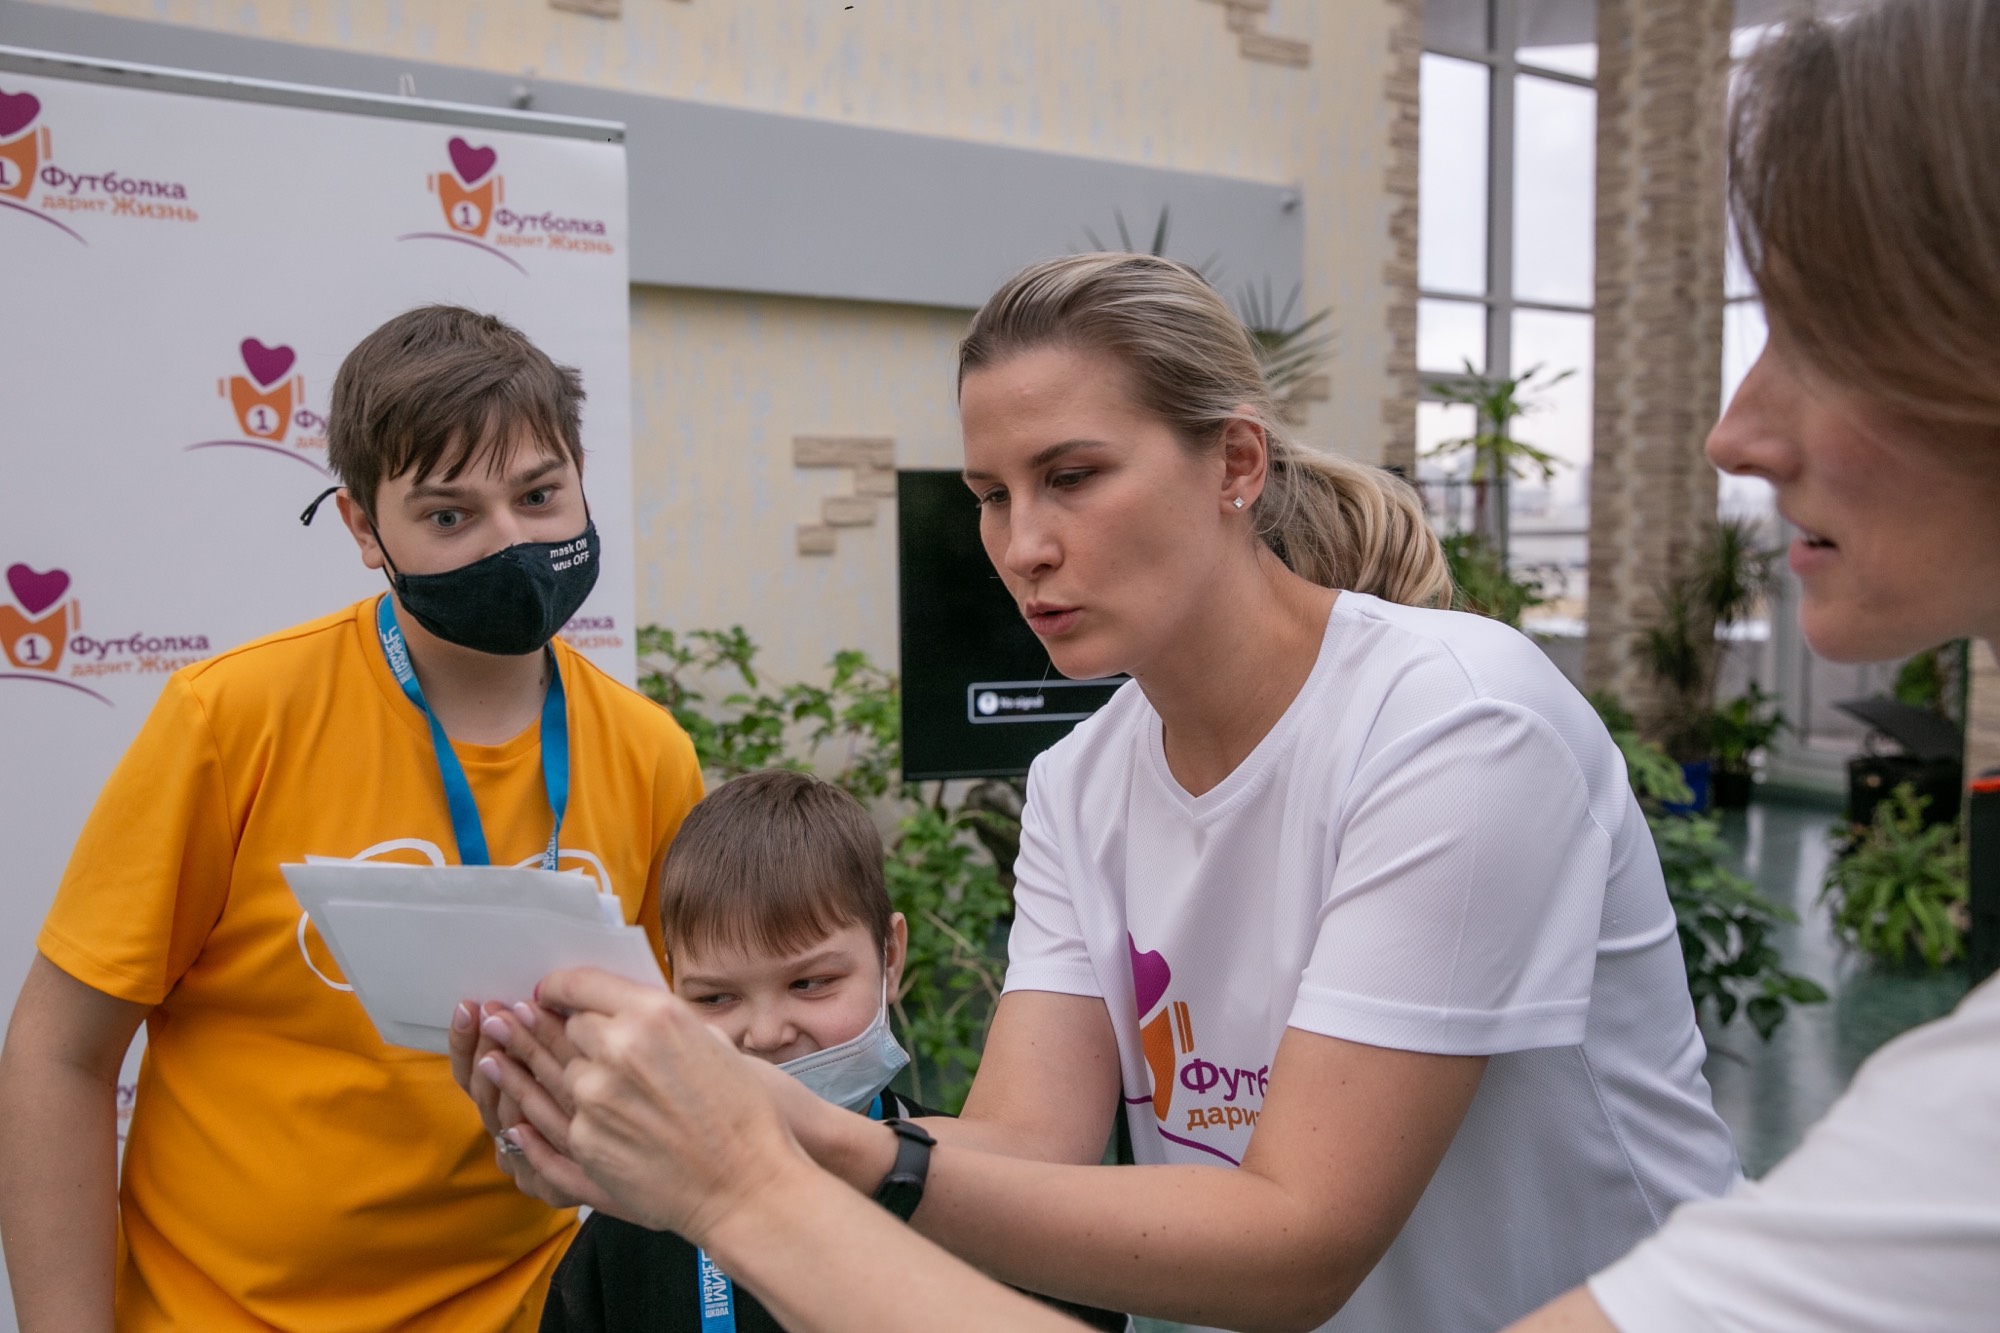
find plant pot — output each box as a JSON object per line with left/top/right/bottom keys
{"left": 1712, "top": 768, "right": 1754, "bottom": 810}
{"left": 1666, "top": 760, "right": 1713, "bottom": 816}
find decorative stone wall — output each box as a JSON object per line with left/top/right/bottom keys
{"left": 1971, "top": 641, "right": 2000, "bottom": 784}
{"left": 1198, "top": 0, "right": 1311, "bottom": 68}
{"left": 793, "top": 435, "right": 898, "bottom": 557}
{"left": 1379, "top": 0, "right": 1422, "bottom": 473}
{"left": 1583, "top": 0, "right": 1734, "bottom": 720}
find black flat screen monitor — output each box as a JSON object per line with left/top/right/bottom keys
{"left": 898, "top": 469, "right": 1123, "bottom": 780}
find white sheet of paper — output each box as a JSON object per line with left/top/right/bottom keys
{"left": 282, "top": 861, "right": 665, "bottom": 1053}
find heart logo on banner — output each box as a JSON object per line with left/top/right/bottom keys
{"left": 240, "top": 338, "right": 297, "bottom": 388}
{"left": 6, "top": 564, "right": 70, "bottom": 616}
{"left": 0, "top": 89, "right": 41, "bottom": 140}
{"left": 448, "top": 137, "right": 497, "bottom": 185}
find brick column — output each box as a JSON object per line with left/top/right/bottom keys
{"left": 1583, "top": 0, "right": 1733, "bottom": 719}
{"left": 1380, "top": 0, "right": 1423, "bottom": 473}
{"left": 1970, "top": 640, "right": 2000, "bottom": 784}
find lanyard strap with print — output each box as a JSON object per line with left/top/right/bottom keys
{"left": 693, "top": 1093, "right": 885, "bottom": 1332}
{"left": 375, "top": 594, "right": 569, "bottom": 869}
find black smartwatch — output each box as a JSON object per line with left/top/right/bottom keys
{"left": 871, "top": 1117, "right": 936, "bottom": 1221}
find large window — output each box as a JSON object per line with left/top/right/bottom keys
{"left": 1419, "top": 0, "right": 1597, "bottom": 631}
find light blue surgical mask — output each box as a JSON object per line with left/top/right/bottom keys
{"left": 777, "top": 979, "right": 909, "bottom": 1113}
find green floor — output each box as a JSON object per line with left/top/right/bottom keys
{"left": 1131, "top": 793, "right": 1971, "bottom": 1331}
{"left": 1700, "top": 792, "right": 1971, "bottom": 1176}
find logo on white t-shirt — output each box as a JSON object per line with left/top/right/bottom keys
{"left": 1128, "top": 933, "right": 1267, "bottom": 1166}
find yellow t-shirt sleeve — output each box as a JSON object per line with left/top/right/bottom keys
{"left": 38, "top": 672, "right": 237, "bottom": 1007}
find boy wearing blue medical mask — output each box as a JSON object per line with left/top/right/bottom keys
{"left": 539, "top": 770, "right": 1124, "bottom": 1333}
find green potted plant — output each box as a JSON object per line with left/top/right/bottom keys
{"left": 1822, "top": 783, "right": 1970, "bottom": 970}
{"left": 1422, "top": 361, "right": 1572, "bottom": 559}
{"left": 1636, "top": 517, "right": 1782, "bottom": 809}
{"left": 1589, "top": 692, "right": 1827, "bottom": 1038}
{"left": 1439, "top": 531, "right": 1549, "bottom": 629}
{"left": 1710, "top": 683, "right": 1786, "bottom": 810}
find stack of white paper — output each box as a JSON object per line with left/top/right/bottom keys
{"left": 282, "top": 860, "right": 666, "bottom": 1054}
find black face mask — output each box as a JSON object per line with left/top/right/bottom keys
{"left": 375, "top": 520, "right": 601, "bottom": 657}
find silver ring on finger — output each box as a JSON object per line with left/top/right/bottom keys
{"left": 496, "top": 1133, "right": 525, "bottom": 1158}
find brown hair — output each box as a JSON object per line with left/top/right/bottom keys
{"left": 658, "top": 769, "right": 891, "bottom": 963}
{"left": 327, "top": 305, "right": 586, "bottom": 516}
{"left": 958, "top": 253, "right": 1450, "bottom": 606}
{"left": 1730, "top": 0, "right": 2000, "bottom": 431}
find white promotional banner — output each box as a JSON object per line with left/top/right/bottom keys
{"left": 0, "top": 53, "right": 632, "bottom": 1322}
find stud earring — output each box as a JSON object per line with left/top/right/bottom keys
{"left": 1232, "top": 497, "right": 1245, "bottom": 510}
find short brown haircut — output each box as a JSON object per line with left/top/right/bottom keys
{"left": 1730, "top": 0, "right": 2000, "bottom": 432}
{"left": 327, "top": 305, "right": 586, "bottom": 516}
{"left": 659, "top": 769, "right": 891, "bottom": 964}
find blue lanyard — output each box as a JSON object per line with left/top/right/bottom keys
{"left": 375, "top": 595, "right": 568, "bottom": 868}
{"left": 693, "top": 1094, "right": 885, "bottom": 1332}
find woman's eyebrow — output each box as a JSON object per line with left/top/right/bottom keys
{"left": 963, "top": 438, "right": 1106, "bottom": 481}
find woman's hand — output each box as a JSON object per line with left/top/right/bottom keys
{"left": 514, "top": 967, "right": 814, "bottom": 1242}
{"left": 446, "top": 999, "right": 596, "bottom": 1209}
{"left": 734, "top": 1043, "right": 900, "bottom": 1189}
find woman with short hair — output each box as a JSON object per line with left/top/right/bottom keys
{"left": 1511, "top": 3, "right": 2000, "bottom": 1329}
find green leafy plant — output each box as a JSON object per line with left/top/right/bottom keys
{"left": 884, "top": 804, "right": 1015, "bottom": 1108}
{"left": 637, "top": 625, "right": 1009, "bottom": 1110}
{"left": 1422, "top": 361, "right": 1573, "bottom": 555}
{"left": 1698, "top": 515, "right": 1780, "bottom": 632}
{"left": 635, "top": 626, "right": 899, "bottom": 798}
{"left": 1711, "top": 682, "right": 1786, "bottom": 778}
{"left": 1822, "top": 784, "right": 1970, "bottom": 970}
{"left": 1893, "top": 641, "right": 1968, "bottom": 720}
{"left": 1652, "top": 814, "right": 1828, "bottom": 1039}
{"left": 1440, "top": 531, "right": 1549, "bottom": 629}
{"left": 1590, "top": 692, "right": 1827, "bottom": 1039}
{"left": 1238, "top": 278, "right": 1336, "bottom": 416}
{"left": 1637, "top": 517, "right": 1781, "bottom": 759}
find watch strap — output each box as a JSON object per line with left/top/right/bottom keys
{"left": 871, "top": 1117, "right": 936, "bottom": 1222}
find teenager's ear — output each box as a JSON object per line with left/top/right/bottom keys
{"left": 884, "top": 912, "right": 909, "bottom": 999}
{"left": 333, "top": 489, "right": 386, "bottom": 572}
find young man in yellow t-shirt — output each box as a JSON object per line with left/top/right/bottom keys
{"left": 0, "top": 306, "right": 702, "bottom": 1332}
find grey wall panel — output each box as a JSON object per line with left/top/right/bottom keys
{"left": 0, "top": 0, "right": 1303, "bottom": 310}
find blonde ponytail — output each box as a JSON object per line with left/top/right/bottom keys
{"left": 960, "top": 253, "right": 1448, "bottom": 608}
{"left": 1259, "top": 444, "right": 1451, "bottom": 606}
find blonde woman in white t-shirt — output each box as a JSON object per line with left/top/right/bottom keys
{"left": 473, "top": 249, "right": 1740, "bottom": 1333}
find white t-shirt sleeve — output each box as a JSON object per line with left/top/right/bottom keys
{"left": 1003, "top": 755, "right": 1103, "bottom": 998}
{"left": 1290, "top": 699, "right": 1613, "bottom": 1055}
{"left": 1587, "top": 974, "right": 2000, "bottom": 1333}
